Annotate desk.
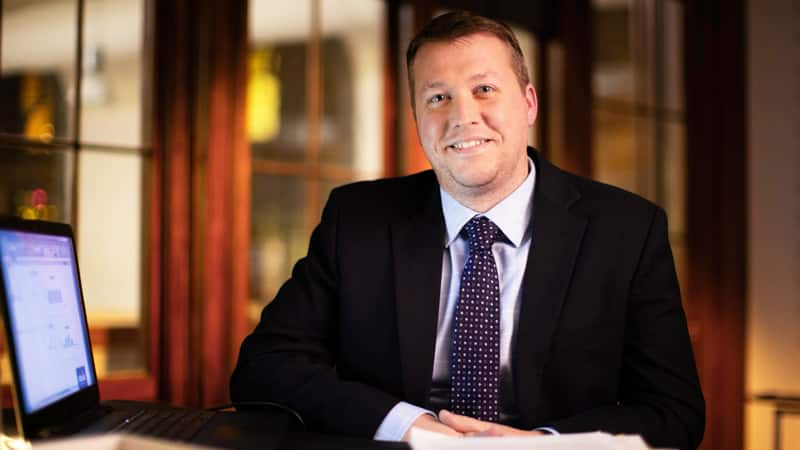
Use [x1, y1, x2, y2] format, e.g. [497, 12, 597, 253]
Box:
[3, 407, 408, 450]
[193, 409, 409, 450]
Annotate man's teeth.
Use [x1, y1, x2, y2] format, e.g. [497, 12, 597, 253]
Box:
[451, 140, 485, 149]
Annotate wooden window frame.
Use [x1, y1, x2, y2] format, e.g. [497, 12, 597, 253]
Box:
[0, 0, 160, 405]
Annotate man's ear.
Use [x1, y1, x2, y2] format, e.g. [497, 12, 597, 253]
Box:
[525, 83, 538, 126]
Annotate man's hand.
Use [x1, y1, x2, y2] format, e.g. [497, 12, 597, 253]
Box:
[438, 410, 545, 437]
[402, 414, 463, 441]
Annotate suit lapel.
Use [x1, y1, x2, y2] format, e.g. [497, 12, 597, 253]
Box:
[515, 152, 587, 424]
[392, 178, 445, 406]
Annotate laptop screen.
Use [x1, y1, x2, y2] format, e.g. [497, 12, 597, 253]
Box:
[0, 229, 96, 414]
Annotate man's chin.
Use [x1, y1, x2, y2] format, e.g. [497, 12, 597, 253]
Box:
[449, 175, 499, 196]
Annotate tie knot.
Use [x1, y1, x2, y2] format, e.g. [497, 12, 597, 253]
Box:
[463, 216, 500, 252]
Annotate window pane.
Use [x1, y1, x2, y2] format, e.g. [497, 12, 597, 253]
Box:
[319, 0, 384, 177]
[81, 0, 148, 147]
[0, 0, 78, 140]
[592, 107, 638, 194]
[592, 1, 634, 103]
[76, 148, 147, 375]
[0, 145, 74, 223]
[510, 25, 539, 148]
[0, 144, 74, 386]
[545, 43, 567, 168]
[248, 0, 311, 162]
[591, 0, 687, 300]
[662, 0, 684, 113]
[660, 121, 686, 234]
[249, 175, 307, 323]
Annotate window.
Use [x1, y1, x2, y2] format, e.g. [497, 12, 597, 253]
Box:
[591, 0, 687, 287]
[0, 0, 152, 382]
[247, 0, 386, 322]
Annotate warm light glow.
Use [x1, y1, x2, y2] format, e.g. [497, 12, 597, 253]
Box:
[247, 48, 281, 142]
[16, 188, 58, 221]
[0, 434, 31, 450]
[20, 75, 55, 142]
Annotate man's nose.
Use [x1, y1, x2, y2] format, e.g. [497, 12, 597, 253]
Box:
[449, 96, 480, 129]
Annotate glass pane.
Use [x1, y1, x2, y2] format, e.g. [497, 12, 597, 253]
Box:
[659, 92, 687, 295]
[1, 0, 78, 140]
[0, 145, 74, 223]
[249, 175, 307, 324]
[0, 144, 74, 386]
[76, 148, 147, 375]
[397, 2, 416, 175]
[592, 1, 634, 103]
[319, 0, 385, 177]
[662, 0, 684, 113]
[81, 0, 148, 147]
[545, 43, 567, 168]
[592, 107, 638, 194]
[660, 121, 686, 234]
[248, 0, 311, 162]
[510, 25, 539, 148]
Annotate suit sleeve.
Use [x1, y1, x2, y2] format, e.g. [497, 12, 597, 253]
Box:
[230, 189, 400, 436]
[545, 207, 705, 450]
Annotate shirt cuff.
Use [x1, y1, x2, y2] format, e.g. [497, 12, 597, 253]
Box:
[373, 402, 435, 441]
[534, 426, 560, 435]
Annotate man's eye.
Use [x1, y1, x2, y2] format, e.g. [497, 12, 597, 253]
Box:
[428, 94, 446, 105]
[477, 85, 494, 94]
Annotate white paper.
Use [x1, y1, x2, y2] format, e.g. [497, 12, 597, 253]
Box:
[409, 428, 651, 450]
[30, 434, 222, 450]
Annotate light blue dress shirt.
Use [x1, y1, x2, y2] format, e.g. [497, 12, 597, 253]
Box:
[374, 158, 541, 441]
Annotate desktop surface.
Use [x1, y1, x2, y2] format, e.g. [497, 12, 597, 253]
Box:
[2, 406, 409, 450]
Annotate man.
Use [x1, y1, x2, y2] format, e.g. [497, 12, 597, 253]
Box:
[231, 11, 704, 450]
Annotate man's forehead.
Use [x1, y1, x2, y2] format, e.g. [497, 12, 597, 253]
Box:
[414, 38, 512, 84]
[421, 71, 501, 90]
[416, 32, 506, 54]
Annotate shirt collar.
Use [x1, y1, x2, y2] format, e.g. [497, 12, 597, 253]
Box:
[440, 157, 536, 248]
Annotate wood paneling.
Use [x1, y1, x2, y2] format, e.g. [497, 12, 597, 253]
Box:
[684, 1, 747, 450]
[99, 377, 158, 401]
[146, 0, 162, 406]
[384, 0, 400, 176]
[197, 0, 250, 408]
[556, 0, 592, 178]
[403, 0, 434, 175]
[153, 0, 249, 408]
[154, 0, 196, 407]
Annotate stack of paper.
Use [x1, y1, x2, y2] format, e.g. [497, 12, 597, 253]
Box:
[30, 434, 221, 450]
[410, 428, 651, 450]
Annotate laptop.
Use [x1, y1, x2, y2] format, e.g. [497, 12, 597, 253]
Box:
[0, 217, 216, 442]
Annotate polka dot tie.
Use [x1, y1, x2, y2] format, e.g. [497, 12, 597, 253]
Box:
[449, 216, 502, 422]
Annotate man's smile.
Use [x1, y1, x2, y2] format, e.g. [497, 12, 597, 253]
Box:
[446, 138, 493, 152]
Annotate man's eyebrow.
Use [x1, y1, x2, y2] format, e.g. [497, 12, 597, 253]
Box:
[420, 72, 500, 91]
[422, 81, 447, 90]
[468, 71, 498, 81]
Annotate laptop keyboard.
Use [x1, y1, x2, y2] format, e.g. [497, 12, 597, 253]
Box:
[112, 408, 215, 441]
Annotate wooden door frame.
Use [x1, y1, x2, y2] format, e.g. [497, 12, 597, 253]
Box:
[684, 1, 747, 450]
[153, 0, 250, 408]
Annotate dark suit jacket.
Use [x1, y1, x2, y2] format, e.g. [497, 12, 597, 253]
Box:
[231, 149, 705, 449]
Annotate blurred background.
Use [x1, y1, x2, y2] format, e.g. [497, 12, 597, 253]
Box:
[0, 1, 797, 449]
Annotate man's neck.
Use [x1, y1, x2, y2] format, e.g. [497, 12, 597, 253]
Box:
[450, 188, 513, 213]
[447, 163, 531, 213]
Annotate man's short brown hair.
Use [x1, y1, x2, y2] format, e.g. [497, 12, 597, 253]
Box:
[406, 11, 530, 106]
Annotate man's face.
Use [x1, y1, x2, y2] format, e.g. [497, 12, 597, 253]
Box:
[412, 33, 537, 204]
